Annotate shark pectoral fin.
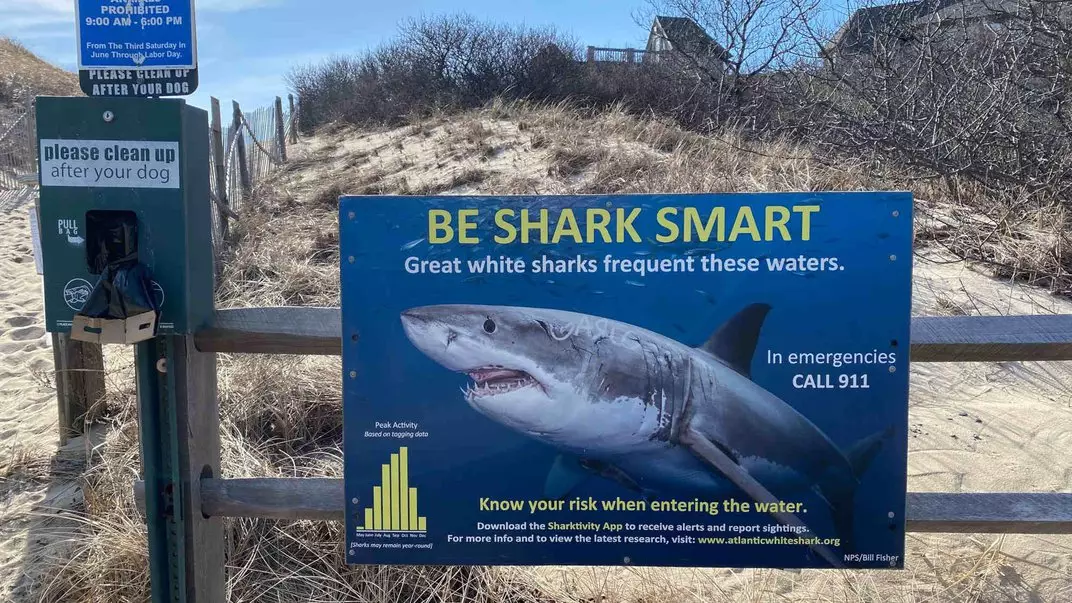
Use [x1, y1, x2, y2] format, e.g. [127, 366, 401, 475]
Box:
[699, 303, 771, 379]
[544, 454, 590, 500]
[579, 459, 657, 501]
[680, 427, 844, 568]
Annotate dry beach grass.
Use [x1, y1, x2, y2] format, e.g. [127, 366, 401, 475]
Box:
[1, 100, 1070, 601]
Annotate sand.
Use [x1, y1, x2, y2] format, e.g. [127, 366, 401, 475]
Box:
[0, 193, 91, 600]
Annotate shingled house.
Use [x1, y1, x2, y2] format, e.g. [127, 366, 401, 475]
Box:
[586, 15, 729, 72]
[644, 15, 730, 64]
[823, 0, 1028, 62]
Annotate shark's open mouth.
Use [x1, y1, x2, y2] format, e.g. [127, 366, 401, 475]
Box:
[465, 366, 539, 398]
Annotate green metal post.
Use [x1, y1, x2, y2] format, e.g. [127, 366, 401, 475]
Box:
[136, 336, 187, 603]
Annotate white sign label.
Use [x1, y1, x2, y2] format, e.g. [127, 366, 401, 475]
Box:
[29, 207, 43, 275]
[39, 139, 181, 189]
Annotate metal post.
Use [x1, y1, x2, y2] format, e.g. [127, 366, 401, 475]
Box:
[136, 336, 187, 603]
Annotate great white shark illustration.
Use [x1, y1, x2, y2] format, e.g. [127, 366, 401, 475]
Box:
[399, 303, 892, 567]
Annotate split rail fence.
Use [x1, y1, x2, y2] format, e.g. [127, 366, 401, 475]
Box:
[129, 304, 1072, 598]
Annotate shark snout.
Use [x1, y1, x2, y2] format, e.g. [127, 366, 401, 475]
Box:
[400, 306, 442, 344]
[400, 307, 431, 329]
[400, 305, 468, 370]
[400, 305, 459, 326]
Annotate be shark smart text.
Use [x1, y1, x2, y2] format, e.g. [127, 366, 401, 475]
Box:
[426, 205, 821, 244]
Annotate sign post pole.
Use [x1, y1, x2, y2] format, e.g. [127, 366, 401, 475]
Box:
[135, 336, 187, 602]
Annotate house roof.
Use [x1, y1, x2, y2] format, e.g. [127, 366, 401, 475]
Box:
[653, 15, 729, 59]
[826, 0, 962, 53]
[914, 0, 1027, 26]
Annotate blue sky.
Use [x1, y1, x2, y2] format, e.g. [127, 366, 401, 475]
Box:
[1, 0, 670, 113]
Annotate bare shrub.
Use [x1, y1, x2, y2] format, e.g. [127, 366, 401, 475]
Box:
[286, 14, 582, 132]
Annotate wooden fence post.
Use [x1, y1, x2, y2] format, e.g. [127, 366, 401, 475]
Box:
[288, 94, 298, 144]
[51, 332, 104, 445]
[175, 335, 226, 600]
[231, 101, 251, 199]
[274, 96, 287, 163]
[209, 97, 229, 244]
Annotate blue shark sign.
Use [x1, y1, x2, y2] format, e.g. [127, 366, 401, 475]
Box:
[340, 192, 913, 569]
[76, 0, 196, 70]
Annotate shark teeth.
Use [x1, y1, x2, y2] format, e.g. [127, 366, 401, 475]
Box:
[463, 371, 538, 399]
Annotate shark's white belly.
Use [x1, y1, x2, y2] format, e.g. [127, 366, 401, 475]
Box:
[539, 392, 670, 456]
[608, 440, 818, 499]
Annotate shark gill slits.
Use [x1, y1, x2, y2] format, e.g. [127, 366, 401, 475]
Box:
[483, 318, 496, 334]
[535, 319, 553, 339]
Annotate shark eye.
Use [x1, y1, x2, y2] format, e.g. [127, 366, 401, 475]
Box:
[483, 318, 496, 334]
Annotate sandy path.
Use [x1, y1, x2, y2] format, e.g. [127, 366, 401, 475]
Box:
[0, 198, 55, 450]
[0, 195, 80, 600]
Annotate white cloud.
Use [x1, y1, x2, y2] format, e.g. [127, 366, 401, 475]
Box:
[0, 0, 72, 32]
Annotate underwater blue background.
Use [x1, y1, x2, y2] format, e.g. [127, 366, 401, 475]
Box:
[340, 192, 913, 569]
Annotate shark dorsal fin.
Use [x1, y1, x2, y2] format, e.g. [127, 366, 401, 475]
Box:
[700, 303, 771, 379]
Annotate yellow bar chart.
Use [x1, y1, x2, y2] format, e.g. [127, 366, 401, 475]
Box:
[356, 446, 427, 532]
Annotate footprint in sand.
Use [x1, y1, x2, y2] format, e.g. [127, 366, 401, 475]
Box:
[5, 316, 34, 328]
[8, 326, 45, 341]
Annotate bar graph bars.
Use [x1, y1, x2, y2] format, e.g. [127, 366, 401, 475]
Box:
[356, 446, 427, 532]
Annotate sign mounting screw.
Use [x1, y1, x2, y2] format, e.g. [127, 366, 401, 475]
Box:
[102, 111, 115, 123]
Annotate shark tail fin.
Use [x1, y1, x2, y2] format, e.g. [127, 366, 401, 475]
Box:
[699, 303, 771, 379]
[827, 426, 895, 554]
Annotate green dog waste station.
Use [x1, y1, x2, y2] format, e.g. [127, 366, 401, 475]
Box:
[35, 95, 214, 343]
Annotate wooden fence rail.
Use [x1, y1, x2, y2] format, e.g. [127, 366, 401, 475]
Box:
[193, 307, 1072, 361]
